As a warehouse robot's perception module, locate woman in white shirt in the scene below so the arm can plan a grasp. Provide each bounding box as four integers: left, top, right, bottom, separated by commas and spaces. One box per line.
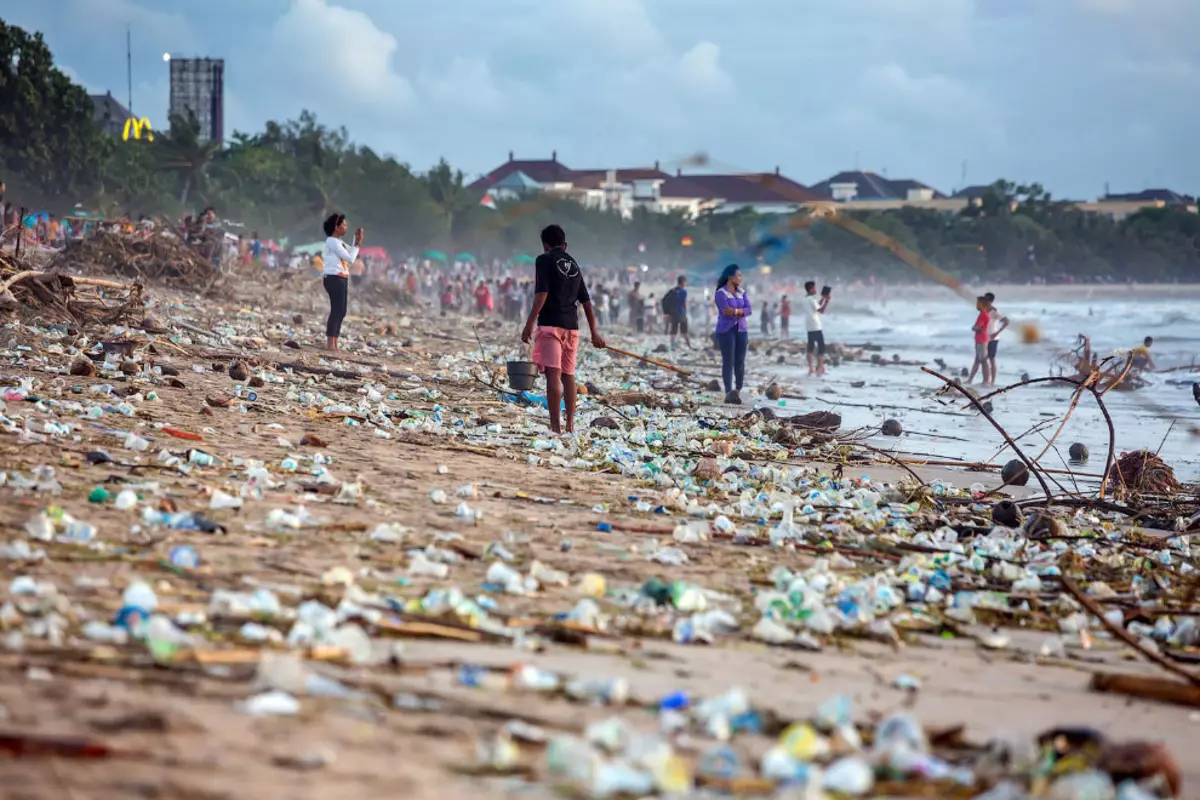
321, 213, 363, 350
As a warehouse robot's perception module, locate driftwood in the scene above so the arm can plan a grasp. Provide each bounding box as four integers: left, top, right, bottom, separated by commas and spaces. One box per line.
1089, 672, 1200, 709
49, 227, 224, 294
0, 267, 144, 326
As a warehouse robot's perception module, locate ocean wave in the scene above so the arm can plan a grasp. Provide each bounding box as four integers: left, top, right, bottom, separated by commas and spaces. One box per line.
1155, 311, 1196, 327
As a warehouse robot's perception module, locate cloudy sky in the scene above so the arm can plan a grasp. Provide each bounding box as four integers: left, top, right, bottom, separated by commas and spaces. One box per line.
8, 0, 1198, 199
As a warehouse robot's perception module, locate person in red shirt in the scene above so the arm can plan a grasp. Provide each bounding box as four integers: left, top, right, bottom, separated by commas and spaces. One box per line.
969, 296, 992, 385
779, 295, 792, 339
474, 280, 492, 316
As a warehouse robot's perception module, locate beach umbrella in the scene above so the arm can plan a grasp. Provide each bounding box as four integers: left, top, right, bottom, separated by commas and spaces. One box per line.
360, 245, 392, 263
512, 254, 535, 264
455, 252, 477, 262
422, 250, 448, 262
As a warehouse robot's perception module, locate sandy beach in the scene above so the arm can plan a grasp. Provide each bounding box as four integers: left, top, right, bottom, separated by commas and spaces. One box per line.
1, 266, 1198, 799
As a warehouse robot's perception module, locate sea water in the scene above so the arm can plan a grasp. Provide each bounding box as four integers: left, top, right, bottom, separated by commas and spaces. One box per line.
773, 287, 1200, 481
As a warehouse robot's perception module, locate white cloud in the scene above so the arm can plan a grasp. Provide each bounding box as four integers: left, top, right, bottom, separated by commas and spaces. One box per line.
676, 42, 732, 95
558, 0, 662, 60
859, 63, 984, 120
70, 0, 198, 46
268, 0, 415, 111
416, 57, 525, 114
16, 0, 1200, 198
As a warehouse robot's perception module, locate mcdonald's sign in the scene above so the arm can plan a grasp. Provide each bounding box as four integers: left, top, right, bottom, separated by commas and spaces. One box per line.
122, 117, 154, 142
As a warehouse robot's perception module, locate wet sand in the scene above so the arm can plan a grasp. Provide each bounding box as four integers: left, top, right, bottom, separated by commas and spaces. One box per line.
1, 272, 1197, 798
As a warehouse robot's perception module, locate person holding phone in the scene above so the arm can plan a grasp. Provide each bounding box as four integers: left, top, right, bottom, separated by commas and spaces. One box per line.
321, 213, 363, 351
804, 281, 831, 376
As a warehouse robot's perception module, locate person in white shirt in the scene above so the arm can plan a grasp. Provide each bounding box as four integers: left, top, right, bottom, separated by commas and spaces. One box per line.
321, 213, 363, 350
803, 280, 831, 376
983, 291, 1008, 384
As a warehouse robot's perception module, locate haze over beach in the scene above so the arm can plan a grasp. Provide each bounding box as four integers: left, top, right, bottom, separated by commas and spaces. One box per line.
2, 2, 1200, 799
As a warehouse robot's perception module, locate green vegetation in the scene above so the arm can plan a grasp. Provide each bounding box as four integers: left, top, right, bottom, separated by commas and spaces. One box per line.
2, 20, 1197, 282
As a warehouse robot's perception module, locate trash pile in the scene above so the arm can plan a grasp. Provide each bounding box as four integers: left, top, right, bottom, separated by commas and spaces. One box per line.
49, 227, 224, 293
0, 274, 1196, 798
0, 264, 144, 325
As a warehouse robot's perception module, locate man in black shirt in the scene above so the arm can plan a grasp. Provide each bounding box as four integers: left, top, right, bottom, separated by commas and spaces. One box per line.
521, 224, 606, 434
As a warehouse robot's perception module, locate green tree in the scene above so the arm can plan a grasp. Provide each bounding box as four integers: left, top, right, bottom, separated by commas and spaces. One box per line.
0, 21, 107, 205
153, 112, 221, 206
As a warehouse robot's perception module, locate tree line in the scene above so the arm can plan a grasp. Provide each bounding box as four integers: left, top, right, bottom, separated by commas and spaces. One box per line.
2, 20, 1198, 282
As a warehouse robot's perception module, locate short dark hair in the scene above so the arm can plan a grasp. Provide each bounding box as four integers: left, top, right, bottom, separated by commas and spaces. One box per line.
984, 292, 995, 302
541, 224, 566, 249
323, 213, 345, 237
677, 275, 686, 285
804, 281, 815, 292
1144, 336, 1153, 346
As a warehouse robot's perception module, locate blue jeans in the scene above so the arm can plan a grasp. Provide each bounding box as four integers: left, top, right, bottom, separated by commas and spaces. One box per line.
717, 329, 748, 393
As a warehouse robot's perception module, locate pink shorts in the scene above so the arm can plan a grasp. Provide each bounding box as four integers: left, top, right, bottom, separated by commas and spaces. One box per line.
532, 326, 580, 376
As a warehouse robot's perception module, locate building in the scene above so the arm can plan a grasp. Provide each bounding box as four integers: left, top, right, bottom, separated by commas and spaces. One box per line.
807, 170, 971, 212
1079, 188, 1198, 221
467, 151, 575, 194
656, 169, 822, 216
168, 57, 225, 143
468, 152, 821, 218
89, 92, 130, 137
1099, 188, 1195, 207
809, 170, 947, 202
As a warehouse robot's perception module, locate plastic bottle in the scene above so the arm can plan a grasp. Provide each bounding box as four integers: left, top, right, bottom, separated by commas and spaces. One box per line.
407, 553, 449, 580
210, 490, 243, 510
168, 545, 200, 569
122, 581, 158, 612
822, 756, 874, 795
510, 664, 561, 692
565, 676, 629, 705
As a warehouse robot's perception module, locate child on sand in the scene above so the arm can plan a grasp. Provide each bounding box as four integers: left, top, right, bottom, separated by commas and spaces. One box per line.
520, 224, 606, 434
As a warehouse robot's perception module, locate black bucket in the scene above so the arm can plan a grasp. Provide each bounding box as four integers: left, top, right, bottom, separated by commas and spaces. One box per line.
506, 360, 539, 391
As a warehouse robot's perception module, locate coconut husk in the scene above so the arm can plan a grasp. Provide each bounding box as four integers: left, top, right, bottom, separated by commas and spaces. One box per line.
1115, 450, 1179, 496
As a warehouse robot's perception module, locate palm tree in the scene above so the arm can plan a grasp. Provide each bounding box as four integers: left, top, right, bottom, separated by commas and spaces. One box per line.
154, 112, 221, 205
424, 159, 472, 245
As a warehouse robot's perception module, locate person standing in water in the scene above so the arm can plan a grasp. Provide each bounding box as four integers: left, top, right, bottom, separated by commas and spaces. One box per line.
521, 224, 606, 434
1130, 336, 1157, 371
983, 291, 1008, 386
714, 264, 751, 405
803, 281, 830, 376
969, 296, 992, 385
321, 213, 362, 350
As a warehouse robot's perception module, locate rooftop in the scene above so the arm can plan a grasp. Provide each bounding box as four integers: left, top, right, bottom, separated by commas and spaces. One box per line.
1101, 189, 1195, 205
467, 151, 575, 192
810, 170, 946, 201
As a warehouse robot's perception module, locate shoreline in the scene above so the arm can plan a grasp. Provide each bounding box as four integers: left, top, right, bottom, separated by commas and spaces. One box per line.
0, 266, 1196, 798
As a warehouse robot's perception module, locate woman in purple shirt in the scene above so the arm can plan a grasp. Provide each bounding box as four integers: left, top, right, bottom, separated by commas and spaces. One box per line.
714, 264, 751, 404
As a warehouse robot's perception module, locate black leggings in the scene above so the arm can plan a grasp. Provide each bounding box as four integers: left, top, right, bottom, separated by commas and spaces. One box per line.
717, 329, 748, 393
323, 275, 348, 338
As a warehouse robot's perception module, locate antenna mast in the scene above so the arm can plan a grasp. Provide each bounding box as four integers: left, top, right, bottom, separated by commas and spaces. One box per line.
126, 27, 133, 115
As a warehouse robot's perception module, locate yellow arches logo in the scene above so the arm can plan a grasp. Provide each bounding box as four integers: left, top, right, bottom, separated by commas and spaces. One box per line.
122, 117, 154, 142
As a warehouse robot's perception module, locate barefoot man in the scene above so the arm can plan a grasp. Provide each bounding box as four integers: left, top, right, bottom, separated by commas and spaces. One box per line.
521, 224, 606, 434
